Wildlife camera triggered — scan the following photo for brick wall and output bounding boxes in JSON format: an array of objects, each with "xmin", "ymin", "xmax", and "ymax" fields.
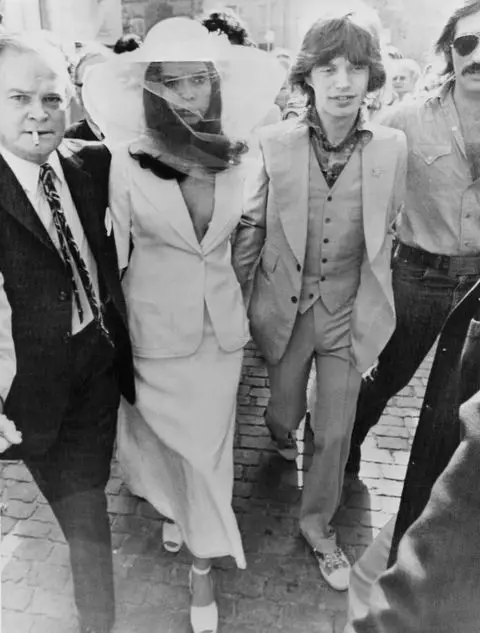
[{"xmin": 238, "ymin": 340, "xmax": 270, "ymax": 419}]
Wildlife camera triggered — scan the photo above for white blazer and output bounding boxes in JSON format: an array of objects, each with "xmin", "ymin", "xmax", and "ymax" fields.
[{"xmin": 109, "ymin": 146, "xmax": 250, "ymax": 359}]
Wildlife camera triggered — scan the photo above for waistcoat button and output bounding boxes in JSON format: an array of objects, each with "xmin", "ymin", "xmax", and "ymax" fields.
[
  {"xmin": 291, "ymin": 296, "xmax": 298, "ymax": 304},
  {"xmin": 327, "ymin": 196, "xmax": 333, "ymax": 201},
  {"xmin": 59, "ymin": 290, "xmax": 68, "ymax": 301},
  {"xmin": 296, "ymin": 263, "xmax": 301, "ymax": 272}
]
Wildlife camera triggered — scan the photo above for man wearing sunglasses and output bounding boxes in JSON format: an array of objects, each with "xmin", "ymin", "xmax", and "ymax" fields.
[
  {"xmin": 343, "ymin": 2, "xmax": 480, "ymax": 630},
  {"xmin": 346, "ymin": 0, "xmax": 480, "ymax": 478}
]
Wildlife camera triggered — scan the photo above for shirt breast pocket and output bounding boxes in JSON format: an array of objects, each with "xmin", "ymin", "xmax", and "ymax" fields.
[
  {"xmin": 410, "ymin": 144, "xmax": 452, "ymax": 192},
  {"xmin": 412, "ymin": 144, "xmax": 452, "ymax": 166}
]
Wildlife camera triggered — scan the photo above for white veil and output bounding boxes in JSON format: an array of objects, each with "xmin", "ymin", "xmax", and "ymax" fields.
[{"xmin": 83, "ymin": 17, "xmax": 286, "ymax": 176}]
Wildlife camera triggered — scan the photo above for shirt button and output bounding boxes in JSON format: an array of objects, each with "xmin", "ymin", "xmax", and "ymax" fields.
[
  {"xmin": 322, "ymin": 258, "xmax": 328, "ymax": 263},
  {"xmin": 59, "ymin": 290, "xmax": 68, "ymax": 301},
  {"xmin": 321, "ymin": 276, "xmax": 326, "ymax": 281},
  {"xmin": 327, "ymin": 196, "xmax": 333, "ymax": 202},
  {"xmin": 291, "ymin": 296, "xmax": 298, "ymax": 304},
  {"xmin": 465, "ymin": 213, "xmax": 472, "ymax": 219},
  {"xmin": 296, "ymin": 263, "xmax": 302, "ymax": 272},
  {"xmin": 325, "ymin": 218, "xmax": 331, "ymax": 223},
  {"xmin": 309, "ymin": 293, "xmax": 314, "ymax": 299},
  {"xmin": 323, "ymin": 238, "xmax": 329, "ymax": 244},
  {"xmin": 62, "ymin": 333, "xmax": 71, "ymax": 343}
]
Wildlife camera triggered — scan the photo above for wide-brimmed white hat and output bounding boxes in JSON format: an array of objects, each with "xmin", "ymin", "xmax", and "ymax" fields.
[{"xmin": 83, "ymin": 17, "xmax": 286, "ymax": 146}]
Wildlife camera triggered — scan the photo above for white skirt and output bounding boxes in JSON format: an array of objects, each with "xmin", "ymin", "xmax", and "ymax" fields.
[{"xmin": 116, "ymin": 318, "xmax": 246, "ymax": 568}]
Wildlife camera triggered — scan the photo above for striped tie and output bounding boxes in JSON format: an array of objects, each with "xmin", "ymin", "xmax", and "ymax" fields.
[{"xmin": 39, "ymin": 162, "xmax": 111, "ymax": 342}]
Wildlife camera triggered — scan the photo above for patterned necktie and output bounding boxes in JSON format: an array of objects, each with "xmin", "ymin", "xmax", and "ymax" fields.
[{"xmin": 39, "ymin": 162, "xmax": 111, "ymax": 342}]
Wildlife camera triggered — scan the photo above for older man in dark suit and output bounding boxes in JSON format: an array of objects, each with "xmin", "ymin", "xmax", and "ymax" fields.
[{"xmin": 0, "ymin": 34, "xmax": 134, "ymax": 633}]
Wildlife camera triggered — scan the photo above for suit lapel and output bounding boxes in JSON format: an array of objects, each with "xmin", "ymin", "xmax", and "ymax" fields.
[
  {"xmin": 58, "ymin": 149, "xmax": 105, "ymax": 265},
  {"xmin": 133, "ymin": 165, "xmax": 202, "ymax": 253},
  {"xmin": 361, "ymin": 136, "xmax": 397, "ymax": 262},
  {"xmin": 0, "ymin": 154, "xmax": 56, "ymax": 252},
  {"xmin": 272, "ymin": 124, "xmax": 309, "ymax": 264},
  {"xmin": 201, "ymin": 164, "xmax": 245, "ymax": 254}
]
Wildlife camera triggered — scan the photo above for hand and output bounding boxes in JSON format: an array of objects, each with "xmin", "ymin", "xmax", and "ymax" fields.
[{"xmin": 0, "ymin": 413, "xmax": 22, "ymax": 453}]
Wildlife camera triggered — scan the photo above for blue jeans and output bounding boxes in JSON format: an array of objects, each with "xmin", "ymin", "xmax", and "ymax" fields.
[{"xmin": 346, "ymin": 252, "xmax": 480, "ymax": 473}]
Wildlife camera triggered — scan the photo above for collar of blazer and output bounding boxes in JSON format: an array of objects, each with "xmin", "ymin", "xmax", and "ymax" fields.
[
  {"xmin": 260, "ymin": 119, "xmax": 401, "ymax": 264},
  {"xmin": 130, "ymin": 154, "xmax": 248, "ymax": 254},
  {"xmin": 0, "ymin": 141, "xmax": 106, "ymax": 264}
]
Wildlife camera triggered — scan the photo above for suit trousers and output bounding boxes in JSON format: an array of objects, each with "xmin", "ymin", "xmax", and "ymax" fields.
[
  {"xmin": 23, "ymin": 322, "xmax": 119, "ymax": 632},
  {"xmin": 265, "ymin": 299, "xmax": 362, "ymax": 549}
]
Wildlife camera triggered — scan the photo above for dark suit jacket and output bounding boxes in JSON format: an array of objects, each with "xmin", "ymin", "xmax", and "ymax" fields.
[
  {"xmin": 353, "ymin": 280, "xmax": 480, "ymax": 632},
  {"xmin": 0, "ymin": 141, "xmax": 135, "ymax": 459},
  {"xmin": 64, "ymin": 119, "xmax": 101, "ymax": 142}
]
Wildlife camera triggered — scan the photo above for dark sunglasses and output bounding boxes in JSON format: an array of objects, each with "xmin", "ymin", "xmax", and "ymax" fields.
[{"xmin": 452, "ymin": 33, "xmax": 480, "ymax": 56}]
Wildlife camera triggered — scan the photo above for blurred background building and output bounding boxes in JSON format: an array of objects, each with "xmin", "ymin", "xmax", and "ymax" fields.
[
  {"xmin": 121, "ymin": 0, "xmax": 463, "ymax": 65},
  {"xmin": 0, "ymin": 0, "xmax": 466, "ymax": 65}
]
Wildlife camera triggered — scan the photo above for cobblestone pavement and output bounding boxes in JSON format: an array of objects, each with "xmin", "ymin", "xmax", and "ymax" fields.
[{"xmin": 0, "ymin": 345, "xmax": 433, "ymax": 633}]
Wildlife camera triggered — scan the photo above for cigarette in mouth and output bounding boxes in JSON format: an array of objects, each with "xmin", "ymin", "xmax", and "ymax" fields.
[{"xmin": 32, "ymin": 130, "xmax": 39, "ymax": 146}]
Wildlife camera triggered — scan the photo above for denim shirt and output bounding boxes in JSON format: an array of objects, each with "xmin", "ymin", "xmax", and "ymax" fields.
[{"xmin": 380, "ymin": 79, "xmax": 480, "ymax": 256}]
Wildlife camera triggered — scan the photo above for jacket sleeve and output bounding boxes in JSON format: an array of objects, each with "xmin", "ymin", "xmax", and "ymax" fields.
[
  {"xmin": 0, "ymin": 271, "xmax": 16, "ymax": 406},
  {"xmin": 352, "ymin": 388, "xmax": 480, "ymax": 633},
  {"xmin": 109, "ymin": 148, "xmax": 133, "ymax": 271},
  {"xmin": 231, "ymin": 145, "xmax": 269, "ymax": 288}
]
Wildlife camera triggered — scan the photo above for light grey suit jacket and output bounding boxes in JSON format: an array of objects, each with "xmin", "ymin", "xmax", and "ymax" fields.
[{"xmin": 232, "ymin": 118, "xmax": 407, "ymax": 372}]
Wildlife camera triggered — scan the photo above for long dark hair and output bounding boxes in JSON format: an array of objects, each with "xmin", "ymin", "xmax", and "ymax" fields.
[
  {"xmin": 290, "ymin": 14, "xmax": 386, "ymax": 106},
  {"xmin": 435, "ymin": 0, "xmax": 480, "ymax": 76},
  {"xmin": 132, "ymin": 60, "xmax": 246, "ymax": 180}
]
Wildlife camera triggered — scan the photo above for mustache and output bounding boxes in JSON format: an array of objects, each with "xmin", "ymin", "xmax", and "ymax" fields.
[{"xmin": 463, "ymin": 63, "xmax": 480, "ymax": 75}]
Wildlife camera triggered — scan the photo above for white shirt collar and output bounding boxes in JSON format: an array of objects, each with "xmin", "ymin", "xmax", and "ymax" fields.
[{"xmin": 0, "ymin": 146, "xmax": 64, "ymax": 197}]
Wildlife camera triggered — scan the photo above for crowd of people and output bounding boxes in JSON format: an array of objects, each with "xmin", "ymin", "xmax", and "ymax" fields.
[{"xmin": 0, "ymin": 1, "xmax": 480, "ymax": 632}]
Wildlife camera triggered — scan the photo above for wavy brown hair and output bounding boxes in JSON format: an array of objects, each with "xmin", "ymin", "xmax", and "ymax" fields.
[{"xmin": 290, "ymin": 13, "xmax": 386, "ymax": 106}]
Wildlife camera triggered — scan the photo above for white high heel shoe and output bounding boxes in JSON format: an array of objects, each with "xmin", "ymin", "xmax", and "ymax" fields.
[{"xmin": 189, "ymin": 564, "xmax": 218, "ymax": 633}]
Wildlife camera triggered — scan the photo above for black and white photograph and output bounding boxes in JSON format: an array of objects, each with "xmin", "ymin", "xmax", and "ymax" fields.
[{"xmin": 0, "ymin": 1, "xmax": 479, "ymax": 632}]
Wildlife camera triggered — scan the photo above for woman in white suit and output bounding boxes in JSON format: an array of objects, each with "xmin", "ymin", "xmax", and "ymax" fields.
[{"xmin": 84, "ymin": 18, "xmax": 284, "ymax": 633}]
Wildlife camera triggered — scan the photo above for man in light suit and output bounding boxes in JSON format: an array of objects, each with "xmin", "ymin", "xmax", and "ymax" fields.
[
  {"xmin": 0, "ymin": 34, "xmax": 134, "ymax": 633},
  {"xmin": 233, "ymin": 9, "xmax": 406, "ymax": 591}
]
